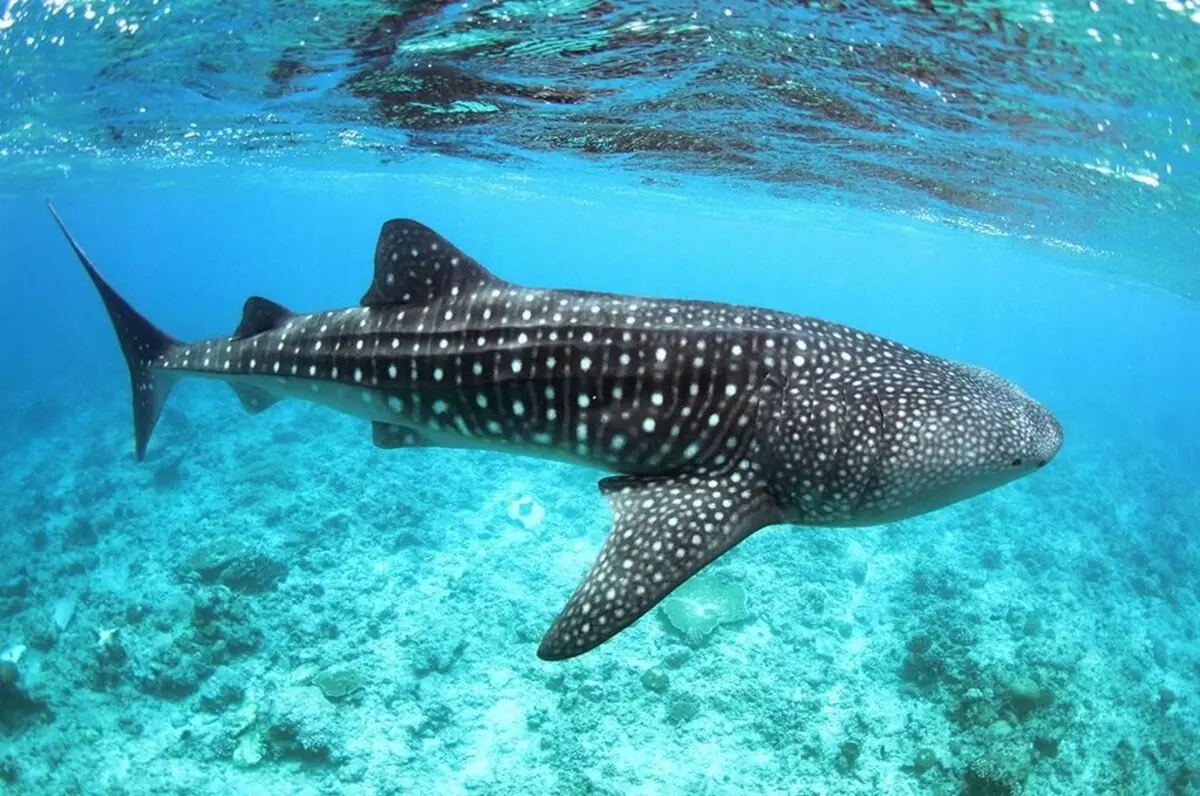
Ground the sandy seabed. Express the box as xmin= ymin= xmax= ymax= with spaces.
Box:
xmin=0 ymin=380 xmax=1197 ymax=796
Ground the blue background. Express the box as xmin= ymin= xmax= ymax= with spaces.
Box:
xmin=2 ymin=165 xmax=1196 ymax=454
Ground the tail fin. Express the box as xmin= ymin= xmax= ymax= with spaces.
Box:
xmin=48 ymin=203 xmax=181 ymax=461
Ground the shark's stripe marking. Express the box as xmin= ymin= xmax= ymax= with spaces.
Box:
xmin=52 ymin=206 xmax=1063 ymax=661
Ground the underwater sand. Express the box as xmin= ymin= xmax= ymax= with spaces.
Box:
xmin=0 ymin=371 xmax=1197 ymax=796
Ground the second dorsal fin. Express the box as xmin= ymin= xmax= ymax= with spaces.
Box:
xmin=361 ymin=219 xmax=504 ymax=307
xmin=233 ymin=296 xmax=293 ymax=339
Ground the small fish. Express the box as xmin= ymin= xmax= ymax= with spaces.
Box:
xmin=50 ymin=204 xmax=1063 ymax=660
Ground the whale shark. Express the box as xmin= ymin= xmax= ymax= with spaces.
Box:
xmin=50 ymin=204 xmax=1063 ymax=661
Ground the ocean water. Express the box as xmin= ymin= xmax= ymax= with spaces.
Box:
xmin=1 ymin=2 xmax=1199 ymax=795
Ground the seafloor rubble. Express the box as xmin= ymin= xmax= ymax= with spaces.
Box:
xmin=0 ymin=386 xmax=1197 ymax=795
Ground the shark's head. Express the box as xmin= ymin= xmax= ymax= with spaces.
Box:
xmin=764 ymin=348 xmax=1063 ymax=526
xmin=851 ymin=361 xmax=1063 ymax=523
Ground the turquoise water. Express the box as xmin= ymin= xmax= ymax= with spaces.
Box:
xmin=2 ymin=3 xmax=1200 ymax=795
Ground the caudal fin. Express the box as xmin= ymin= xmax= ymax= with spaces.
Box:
xmin=48 ymin=203 xmax=181 ymax=461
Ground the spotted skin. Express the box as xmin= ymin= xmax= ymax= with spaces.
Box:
xmin=50 ymin=205 xmax=1063 ymax=661
xmin=539 ymin=471 xmax=784 ymax=659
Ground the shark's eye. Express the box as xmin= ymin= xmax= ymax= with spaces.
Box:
xmin=1011 ymin=458 xmax=1023 ymax=467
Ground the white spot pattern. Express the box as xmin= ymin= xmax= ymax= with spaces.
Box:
xmin=135 ymin=218 xmax=1061 ymax=662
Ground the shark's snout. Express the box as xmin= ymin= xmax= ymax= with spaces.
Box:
xmin=959 ymin=363 xmax=1063 ymax=471
xmin=1026 ymin=401 xmax=1063 ymax=469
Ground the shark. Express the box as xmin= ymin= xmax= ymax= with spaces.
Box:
xmin=50 ymin=204 xmax=1063 ymax=661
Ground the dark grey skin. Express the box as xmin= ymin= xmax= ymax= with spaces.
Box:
xmin=51 ymin=205 xmax=1063 ymax=660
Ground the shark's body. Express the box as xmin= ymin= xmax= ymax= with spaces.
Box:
xmin=51 ymin=206 xmax=1063 ymax=660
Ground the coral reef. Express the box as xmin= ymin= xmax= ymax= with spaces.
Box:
xmin=660 ymin=573 xmax=749 ymax=643
xmin=0 ymin=325 xmax=1195 ymax=796
xmin=313 ymin=664 xmax=368 ymax=701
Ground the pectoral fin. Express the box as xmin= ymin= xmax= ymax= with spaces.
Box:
xmin=371 ymin=421 xmax=432 ymax=449
xmin=537 ymin=466 xmax=782 ymax=661
xmin=230 ymin=384 xmax=281 ymax=414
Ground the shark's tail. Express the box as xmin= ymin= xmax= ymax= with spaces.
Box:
xmin=48 ymin=203 xmax=182 ymax=461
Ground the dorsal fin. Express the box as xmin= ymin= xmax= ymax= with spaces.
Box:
xmin=361 ymin=220 xmax=504 ymax=307
xmin=233 ymin=296 xmax=293 ymax=339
